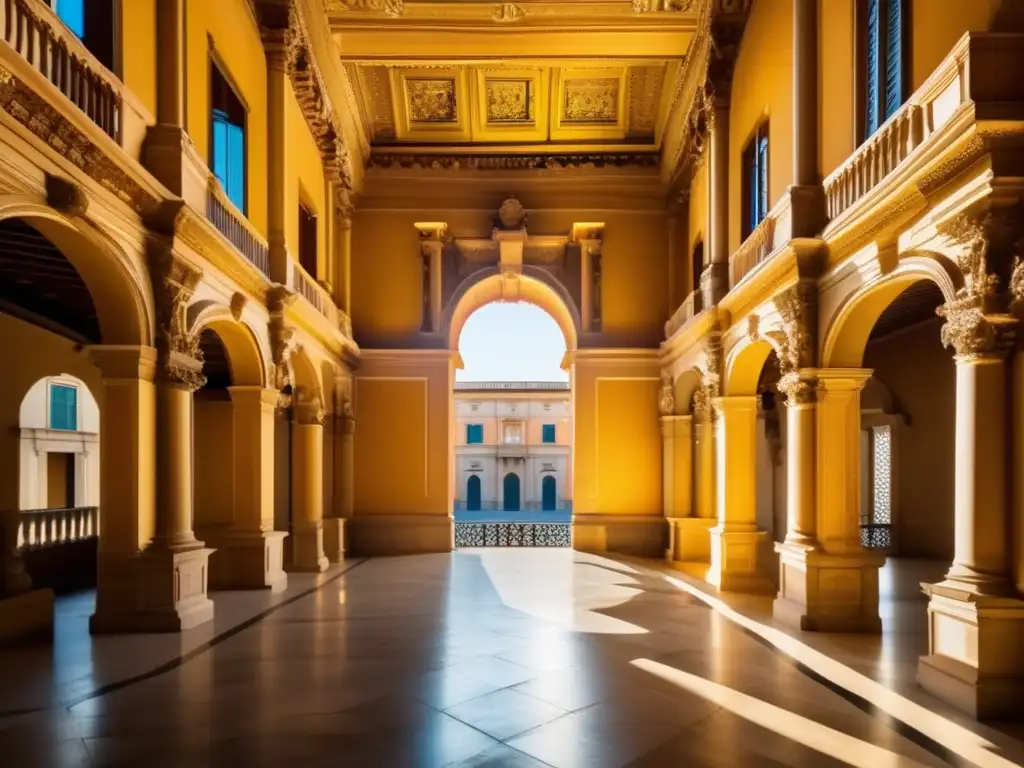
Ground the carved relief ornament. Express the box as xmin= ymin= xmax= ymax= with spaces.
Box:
xmin=773 ymin=281 xmax=817 ymax=397
xmin=149 ymin=248 xmax=206 ymax=389
xmin=268 ymin=285 xmax=299 ymax=390
xmin=936 ymin=211 xmax=1017 ymax=358
xmin=658 ymin=369 xmax=676 ymax=416
xmin=327 ymin=0 xmax=404 ymax=17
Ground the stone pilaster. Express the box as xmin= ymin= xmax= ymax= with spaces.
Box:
xmin=291 ymin=397 xmax=328 ymax=572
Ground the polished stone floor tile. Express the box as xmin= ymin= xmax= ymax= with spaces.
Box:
xmin=1 ymin=550 xmax=1020 ymax=767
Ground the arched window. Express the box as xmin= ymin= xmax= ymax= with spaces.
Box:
xmin=503 ymin=473 xmax=520 ymax=512
xmin=541 ymin=475 xmax=556 ymax=511
xmin=466 ymin=474 xmax=482 ymax=512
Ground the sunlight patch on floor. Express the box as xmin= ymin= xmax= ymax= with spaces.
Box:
xmin=661 ymin=574 xmax=1020 ymax=768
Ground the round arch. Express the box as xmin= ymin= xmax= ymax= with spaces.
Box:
xmin=724 ymin=332 xmax=786 ymax=396
xmin=821 ymin=255 xmax=961 ymax=368
xmin=0 ymin=196 xmax=150 ymax=346
xmin=188 ymin=304 xmax=267 ymax=388
xmin=673 ymin=369 xmax=704 ymax=414
xmin=290 ymin=344 xmax=324 ymax=409
xmin=445 ymin=268 xmax=580 ymax=354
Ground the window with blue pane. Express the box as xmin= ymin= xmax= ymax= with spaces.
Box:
xmin=861 ymin=0 xmax=907 ymax=141
xmin=542 ymin=424 xmax=556 ymax=444
xmin=742 ymin=124 xmax=769 ymax=240
xmin=49 ymin=384 xmax=77 ymax=431
xmin=55 ymin=0 xmax=85 ymax=37
xmin=466 ymin=424 xmax=484 ymax=444
xmin=52 ymin=0 xmax=114 ymax=69
xmin=210 ymin=60 xmax=247 ymax=213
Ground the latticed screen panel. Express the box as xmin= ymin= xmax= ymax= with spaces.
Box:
xmin=861 ymin=424 xmax=893 ymax=550
xmin=454 ymin=523 xmax=571 ymax=548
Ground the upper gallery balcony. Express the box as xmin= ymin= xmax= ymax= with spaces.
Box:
xmin=0 ymin=0 xmax=151 ymax=159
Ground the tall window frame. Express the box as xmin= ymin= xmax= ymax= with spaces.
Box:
xmin=49 ymin=382 xmax=78 ymax=432
xmin=51 ymin=0 xmax=117 ymax=72
xmin=298 ymin=202 xmax=318 ymax=278
xmin=741 ymin=123 xmax=769 ymax=240
xmin=857 ymin=0 xmax=910 ymax=143
xmin=209 ymin=47 xmax=248 ymax=214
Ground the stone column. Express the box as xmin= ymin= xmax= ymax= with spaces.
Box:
xmin=82 ymin=346 xmax=160 ymax=633
xmin=336 ymin=205 xmax=353 ymax=316
xmin=703 ymin=104 xmax=730 ymax=306
xmin=265 ymin=38 xmax=290 ymax=284
xmin=708 ymin=396 xmax=771 ymax=591
xmin=919 ymin=323 xmax=1024 ymax=719
xmin=291 ymin=399 xmax=328 ymax=572
xmin=664 ymin=415 xmax=697 ymax=562
xmin=205 ymin=387 xmax=287 ymax=591
xmin=415 ymin=224 xmax=447 ymax=333
xmin=325 ymin=401 xmax=354 ymax=563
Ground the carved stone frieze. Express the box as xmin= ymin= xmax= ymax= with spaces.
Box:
xmin=658 ymin=369 xmax=676 ymax=416
xmin=773 ymin=280 xmax=817 ymax=377
xmin=267 ymin=284 xmax=299 ymax=389
xmin=632 ymin=0 xmax=696 ymax=11
xmin=326 ymin=0 xmax=404 ymax=17
xmin=0 ymin=67 xmax=159 ymax=217
xmin=367 ymin=152 xmax=660 ymax=171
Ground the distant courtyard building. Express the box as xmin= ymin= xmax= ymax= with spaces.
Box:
xmin=453 ymin=382 xmax=571 ymax=514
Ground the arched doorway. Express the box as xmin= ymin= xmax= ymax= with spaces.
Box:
xmin=541 ymin=475 xmax=556 ymax=511
xmin=503 ymin=473 xmax=521 ymax=512
xmin=467 ymin=474 xmax=482 ymax=511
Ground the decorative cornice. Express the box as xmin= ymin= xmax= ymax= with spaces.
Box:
xmin=368 ymin=152 xmax=660 ymax=172
xmin=326 ymin=0 xmax=404 ymax=17
xmin=633 ymin=0 xmax=696 ymax=11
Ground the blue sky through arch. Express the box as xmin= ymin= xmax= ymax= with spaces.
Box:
xmin=457 ymin=302 xmax=568 ymax=382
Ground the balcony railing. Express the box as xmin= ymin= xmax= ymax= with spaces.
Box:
xmin=729 ymin=215 xmax=776 ymax=288
xmin=822 ymin=33 xmax=998 ymax=223
xmin=16 ymin=505 xmax=98 ymax=549
xmin=665 ymin=289 xmax=703 ymax=339
xmin=0 ymin=0 xmax=120 ymax=140
xmin=288 ymin=258 xmax=352 ymax=337
xmin=206 ymin=179 xmax=270 ymax=278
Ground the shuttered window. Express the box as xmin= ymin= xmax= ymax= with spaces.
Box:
xmin=542 ymin=424 xmax=556 ymax=444
xmin=863 ymin=0 xmax=907 ymax=141
xmin=49 ymin=384 xmax=78 ymax=431
xmin=211 ymin=60 xmax=247 ymax=213
xmin=742 ymin=124 xmax=769 ymax=240
xmin=466 ymin=424 xmax=484 ymax=444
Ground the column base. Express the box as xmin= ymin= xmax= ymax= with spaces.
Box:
xmin=0 ymin=589 xmax=54 ymax=644
xmin=572 ymin=514 xmax=666 ymax=558
xmin=348 ymin=513 xmax=453 ymax=556
xmin=323 ymin=518 xmax=347 ymax=563
xmin=772 ymin=542 xmax=883 ymax=633
xmin=90 ymin=546 xmax=215 ymax=634
xmin=290 ymin=522 xmax=328 ymax=572
xmin=707 ymin=526 xmax=774 ymax=593
xmin=667 ymin=517 xmax=716 ymax=566
xmin=918 ymin=581 xmax=1024 ymax=720
xmin=201 ymin=528 xmax=288 ymax=592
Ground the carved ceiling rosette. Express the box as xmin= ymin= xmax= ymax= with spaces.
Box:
xmin=148 ymin=247 xmax=206 ymax=390
xmin=936 ymin=210 xmax=1019 ymax=359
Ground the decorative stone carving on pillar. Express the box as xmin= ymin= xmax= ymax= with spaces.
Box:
xmin=268 ymin=284 xmax=298 ymax=392
xmin=415 ymin=222 xmax=447 ymax=333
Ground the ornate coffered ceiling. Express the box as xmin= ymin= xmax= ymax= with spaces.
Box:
xmin=328 ymin=0 xmax=694 ymax=155
xmin=345 ymin=61 xmax=676 ymax=150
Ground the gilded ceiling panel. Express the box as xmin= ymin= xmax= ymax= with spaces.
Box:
xmin=563 ymin=78 xmax=619 ymax=124
xmin=486 ymin=80 xmax=533 ymax=123
xmin=406 ymin=78 xmax=458 ymax=123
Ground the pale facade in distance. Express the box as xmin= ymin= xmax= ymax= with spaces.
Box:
xmin=453 ymin=383 xmax=571 ymax=512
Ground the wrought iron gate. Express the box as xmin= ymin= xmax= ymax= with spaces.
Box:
xmin=454 ymin=522 xmax=571 ymax=548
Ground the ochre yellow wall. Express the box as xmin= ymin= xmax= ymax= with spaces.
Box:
xmin=185 ymin=0 xmax=268 ymax=235
xmin=194 ymin=397 xmax=235 ymax=527
xmin=864 ymin=319 xmax=955 ymax=559
xmin=573 ymin=355 xmax=661 ymax=515
xmin=688 ymin=160 xmax=708 ymax=268
xmin=910 ymin=0 xmax=1016 ymax=90
xmin=284 ymin=88 xmax=327 ymax=276
xmin=120 ymin=0 xmax=157 ymax=118
xmin=353 ymin=354 xmax=453 ymax=515
xmin=819 ymin=0 xmax=857 ymax=178
xmin=0 ymin=315 xmax=105 ymax=512
xmin=729 ymin=0 xmax=793 ymax=253
xmin=351 ymin=207 xmax=669 ymax=346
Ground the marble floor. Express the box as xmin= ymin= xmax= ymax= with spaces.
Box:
xmin=1 ymin=550 xmax=1023 ymax=767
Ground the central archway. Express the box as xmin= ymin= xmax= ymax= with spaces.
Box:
xmin=449 ymin=272 xmax=576 ymax=547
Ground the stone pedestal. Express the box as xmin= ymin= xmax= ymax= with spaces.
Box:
xmin=773 ymin=543 xmax=883 ymax=632
xmin=708 ymin=526 xmax=773 ymax=592
xmin=919 ymin=583 xmax=1024 ymax=720
xmin=204 ymin=529 xmax=288 ymax=592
